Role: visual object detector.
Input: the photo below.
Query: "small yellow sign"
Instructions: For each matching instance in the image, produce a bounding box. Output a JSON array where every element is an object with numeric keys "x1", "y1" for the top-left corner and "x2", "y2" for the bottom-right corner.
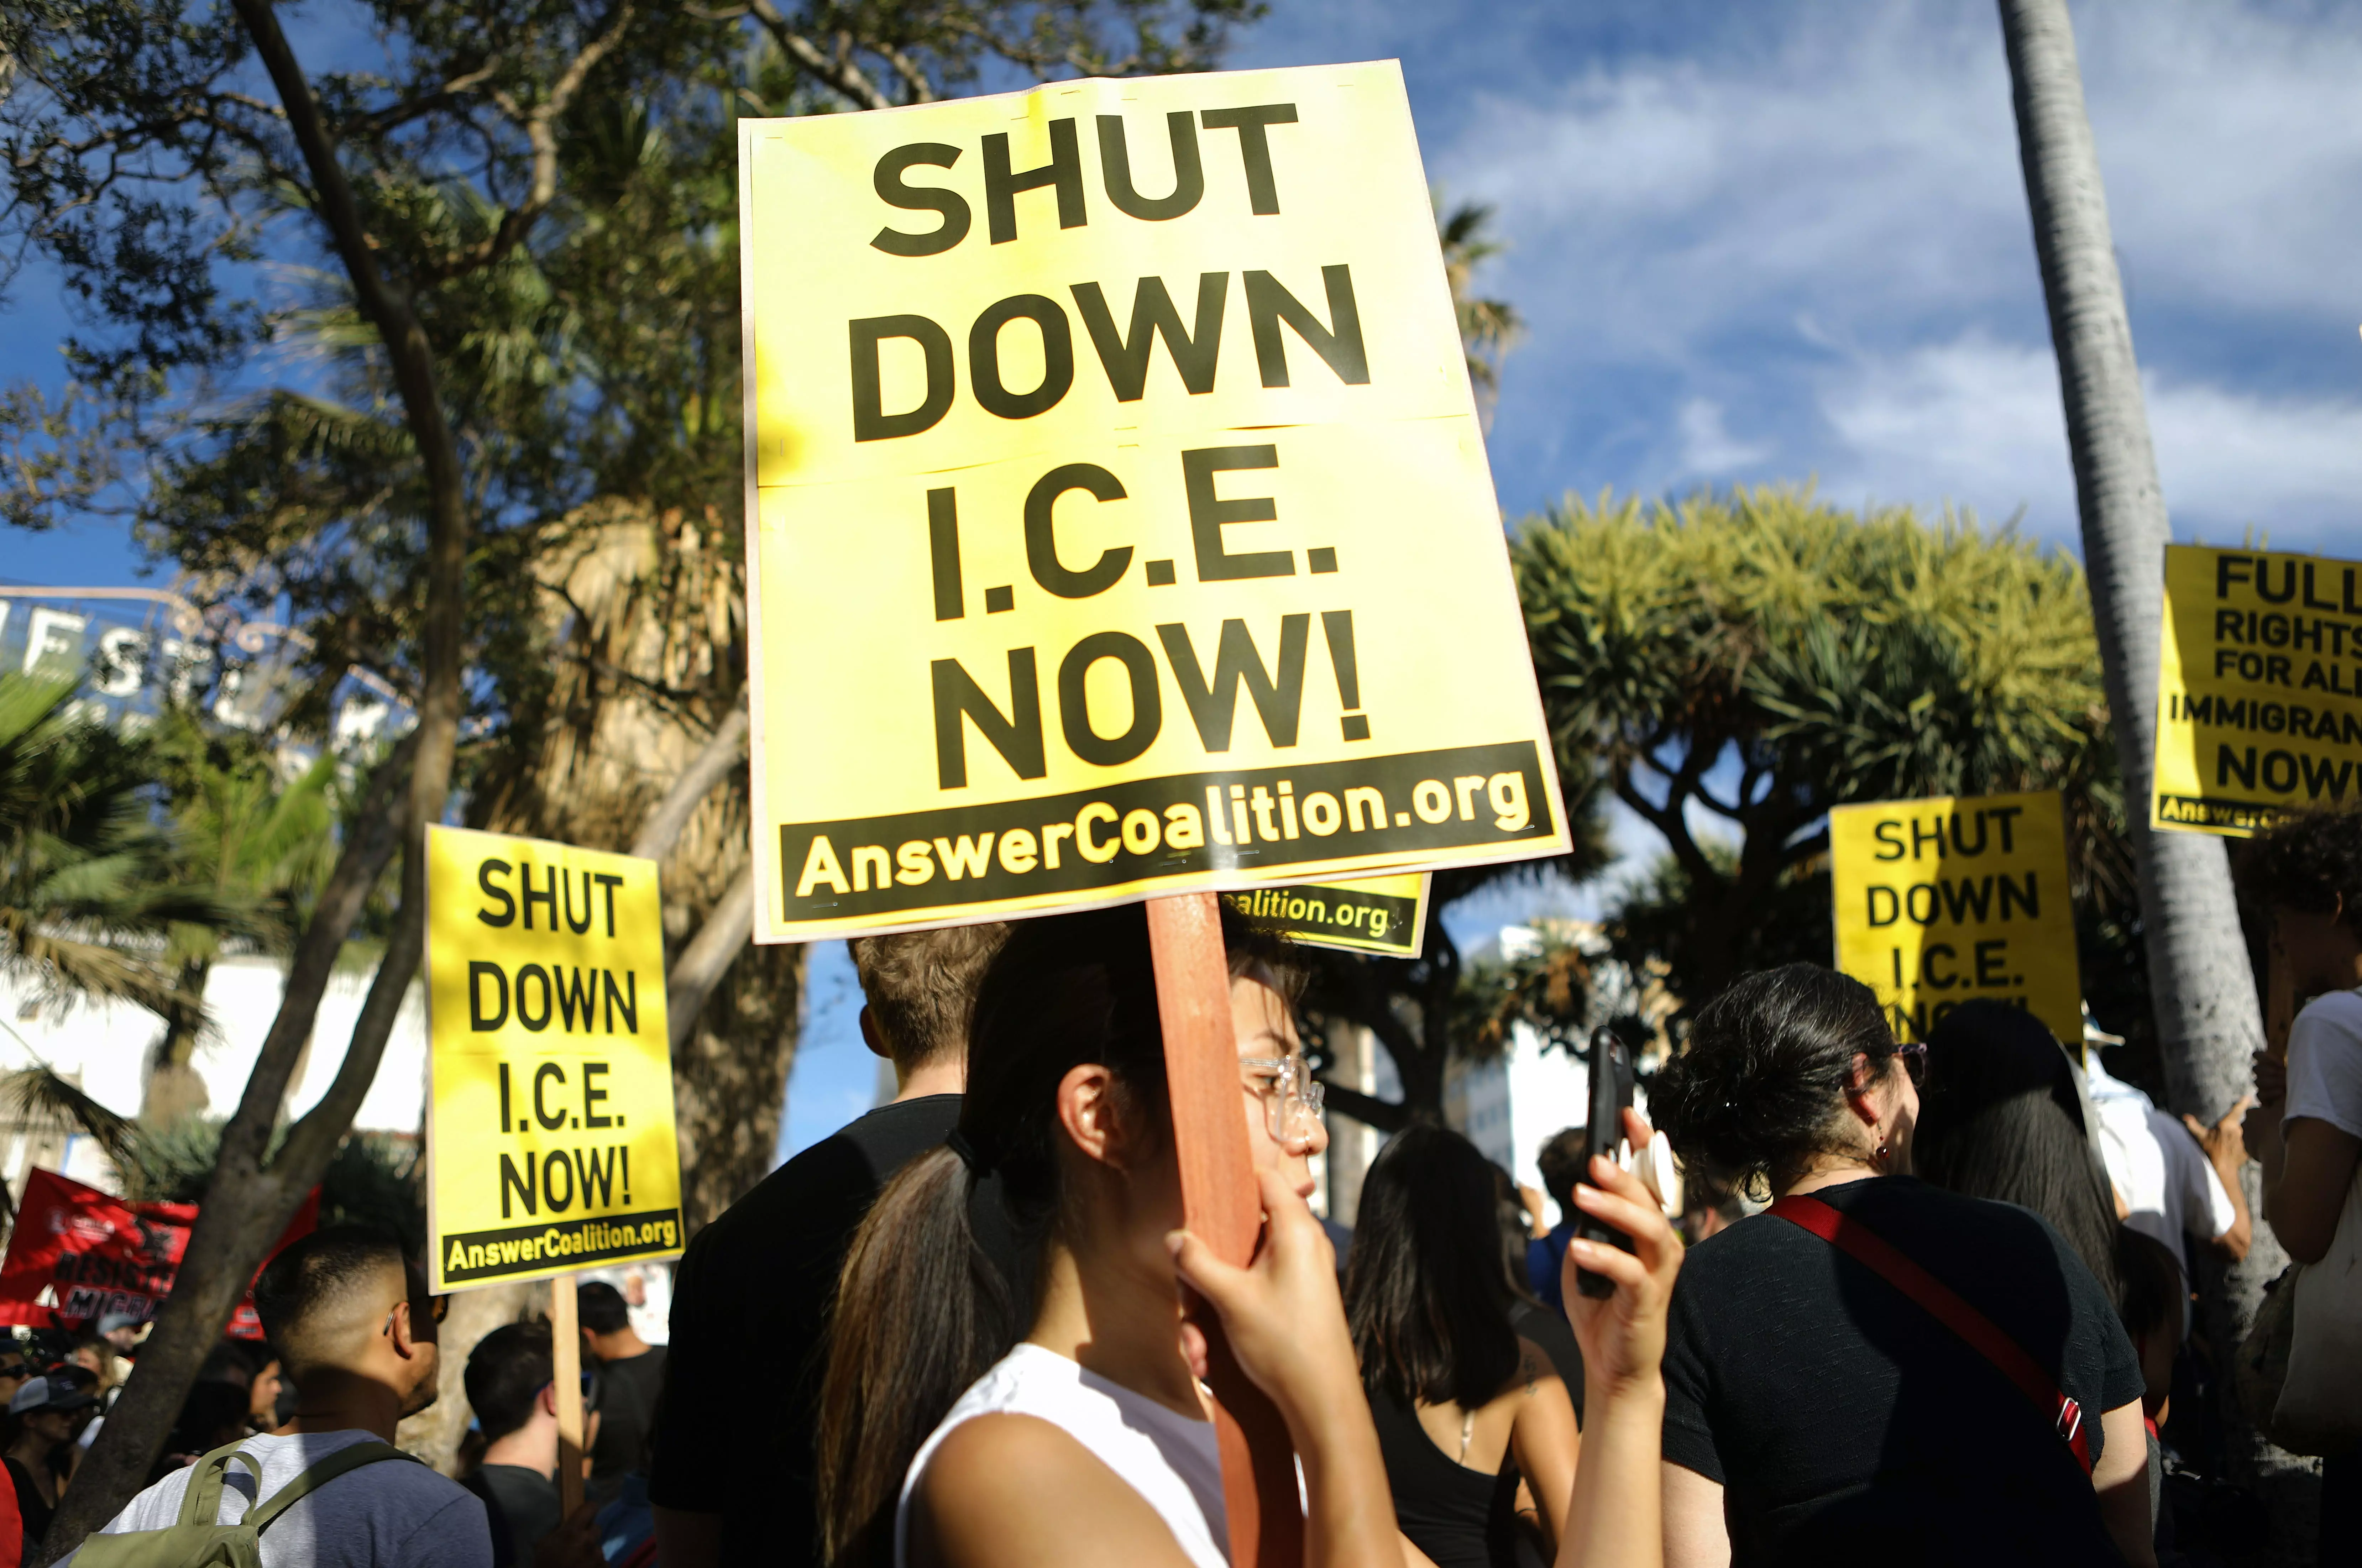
[
  {"x1": 1225, "y1": 872, "x2": 1429, "y2": 958},
  {"x1": 738, "y1": 61, "x2": 1568, "y2": 941},
  {"x1": 425, "y1": 825, "x2": 684, "y2": 1291},
  {"x1": 1829, "y1": 790, "x2": 2082, "y2": 1047},
  {"x1": 2153, "y1": 543, "x2": 2362, "y2": 836}
]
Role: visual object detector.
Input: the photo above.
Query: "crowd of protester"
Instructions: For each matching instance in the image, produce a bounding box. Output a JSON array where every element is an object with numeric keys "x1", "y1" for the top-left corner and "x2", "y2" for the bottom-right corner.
[{"x1": 10, "y1": 804, "x2": 2358, "y2": 1567}]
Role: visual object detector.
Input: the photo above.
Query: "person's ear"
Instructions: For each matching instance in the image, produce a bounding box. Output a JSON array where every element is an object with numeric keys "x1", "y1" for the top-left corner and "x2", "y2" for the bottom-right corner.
[
  {"x1": 388, "y1": 1299, "x2": 419, "y2": 1359},
  {"x1": 1844, "y1": 1052, "x2": 1882, "y2": 1126},
  {"x1": 1054, "y1": 1062, "x2": 1129, "y2": 1168},
  {"x1": 859, "y1": 1005, "x2": 892, "y2": 1061},
  {"x1": 540, "y1": 1383, "x2": 560, "y2": 1420}
]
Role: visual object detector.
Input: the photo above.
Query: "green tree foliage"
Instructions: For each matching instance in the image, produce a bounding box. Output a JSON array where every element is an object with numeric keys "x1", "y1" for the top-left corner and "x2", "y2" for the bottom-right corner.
[
  {"x1": 1513, "y1": 486, "x2": 2135, "y2": 1008},
  {"x1": 140, "y1": 721, "x2": 341, "y2": 1124},
  {"x1": 0, "y1": 676, "x2": 223, "y2": 1010}
]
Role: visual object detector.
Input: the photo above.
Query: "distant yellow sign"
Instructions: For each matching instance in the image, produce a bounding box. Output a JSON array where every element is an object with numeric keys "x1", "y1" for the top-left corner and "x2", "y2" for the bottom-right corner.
[
  {"x1": 1829, "y1": 790, "x2": 2082, "y2": 1047},
  {"x1": 738, "y1": 61, "x2": 1568, "y2": 942},
  {"x1": 1226, "y1": 872, "x2": 1428, "y2": 958},
  {"x1": 2153, "y1": 543, "x2": 2362, "y2": 835},
  {"x1": 425, "y1": 826, "x2": 684, "y2": 1291}
]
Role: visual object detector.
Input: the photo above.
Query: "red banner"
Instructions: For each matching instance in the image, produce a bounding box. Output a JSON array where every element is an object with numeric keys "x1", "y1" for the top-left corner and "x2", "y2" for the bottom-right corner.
[{"x1": 0, "y1": 1168, "x2": 319, "y2": 1338}]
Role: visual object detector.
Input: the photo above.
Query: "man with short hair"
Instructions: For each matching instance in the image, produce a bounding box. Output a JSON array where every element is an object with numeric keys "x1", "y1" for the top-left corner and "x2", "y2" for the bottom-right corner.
[
  {"x1": 68, "y1": 1226, "x2": 488, "y2": 1566},
  {"x1": 1525, "y1": 1124, "x2": 1589, "y2": 1312},
  {"x1": 575, "y1": 1282, "x2": 662, "y2": 1497},
  {"x1": 650, "y1": 924, "x2": 1012, "y2": 1568},
  {"x1": 460, "y1": 1323, "x2": 596, "y2": 1567}
]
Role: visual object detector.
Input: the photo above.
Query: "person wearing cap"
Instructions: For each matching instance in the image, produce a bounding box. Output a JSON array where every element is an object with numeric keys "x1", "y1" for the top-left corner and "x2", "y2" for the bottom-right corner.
[
  {"x1": 0, "y1": 1343, "x2": 30, "y2": 1417},
  {"x1": 6, "y1": 1373, "x2": 96, "y2": 1548}
]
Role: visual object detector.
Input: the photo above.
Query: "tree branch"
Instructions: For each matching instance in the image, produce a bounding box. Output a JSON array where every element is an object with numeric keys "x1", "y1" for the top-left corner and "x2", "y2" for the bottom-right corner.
[
  {"x1": 418, "y1": 1, "x2": 635, "y2": 284},
  {"x1": 1614, "y1": 772, "x2": 1714, "y2": 888},
  {"x1": 629, "y1": 700, "x2": 749, "y2": 863},
  {"x1": 667, "y1": 868, "x2": 755, "y2": 1055},
  {"x1": 745, "y1": 1, "x2": 893, "y2": 111}
]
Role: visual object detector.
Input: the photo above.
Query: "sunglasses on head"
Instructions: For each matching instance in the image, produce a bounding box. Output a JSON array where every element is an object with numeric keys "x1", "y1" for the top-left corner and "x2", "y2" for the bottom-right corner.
[{"x1": 1895, "y1": 1041, "x2": 1928, "y2": 1085}]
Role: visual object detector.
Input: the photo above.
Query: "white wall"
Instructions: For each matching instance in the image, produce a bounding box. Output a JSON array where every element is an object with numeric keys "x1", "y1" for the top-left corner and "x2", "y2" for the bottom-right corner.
[{"x1": 0, "y1": 955, "x2": 428, "y2": 1192}]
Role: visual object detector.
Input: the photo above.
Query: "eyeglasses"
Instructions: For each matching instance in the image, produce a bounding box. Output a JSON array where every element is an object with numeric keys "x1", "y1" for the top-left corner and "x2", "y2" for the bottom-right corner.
[
  {"x1": 1241, "y1": 1056, "x2": 1325, "y2": 1149},
  {"x1": 1895, "y1": 1042, "x2": 1928, "y2": 1086}
]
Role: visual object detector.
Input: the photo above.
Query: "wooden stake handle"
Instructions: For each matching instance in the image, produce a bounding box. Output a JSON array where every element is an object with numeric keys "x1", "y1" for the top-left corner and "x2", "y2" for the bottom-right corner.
[
  {"x1": 1147, "y1": 894, "x2": 1303, "y2": 1568},
  {"x1": 551, "y1": 1271, "x2": 584, "y2": 1517}
]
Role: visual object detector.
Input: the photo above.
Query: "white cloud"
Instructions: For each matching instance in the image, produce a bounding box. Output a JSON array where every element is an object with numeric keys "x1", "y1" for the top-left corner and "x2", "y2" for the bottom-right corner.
[
  {"x1": 1820, "y1": 334, "x2": 2362, "y2": 548},
  {"x1": 1675, "y1": 397, "x2": 1774, "y2": 475},
  {"x1": 1407, "y1": 0, "x2": 2362, "y2": 542}
]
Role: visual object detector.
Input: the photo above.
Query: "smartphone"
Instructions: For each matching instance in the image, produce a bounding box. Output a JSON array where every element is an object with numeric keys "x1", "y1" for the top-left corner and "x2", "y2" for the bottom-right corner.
[{"x1": 1573, "y1": 1024, "x2": 1636, "y2": 1300}]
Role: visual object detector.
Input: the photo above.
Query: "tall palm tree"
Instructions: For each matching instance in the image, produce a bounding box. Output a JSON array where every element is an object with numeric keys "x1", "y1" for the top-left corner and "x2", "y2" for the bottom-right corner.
[
  {"x1": 1997, "y1": 0, "x2": 2282, "y2": 1475},
  {"x1": 1437, "y1": 198, "x2": 1523, "y2": 420}
]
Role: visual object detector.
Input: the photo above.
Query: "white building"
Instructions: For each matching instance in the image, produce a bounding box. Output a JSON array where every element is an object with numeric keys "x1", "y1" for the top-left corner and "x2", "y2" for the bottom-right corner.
[{"x1": 0, "y1": 957, "x2": 428, "y2": 1194}]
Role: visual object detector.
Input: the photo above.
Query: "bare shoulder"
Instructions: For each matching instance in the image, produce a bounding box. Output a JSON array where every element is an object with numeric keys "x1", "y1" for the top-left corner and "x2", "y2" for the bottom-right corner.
[
  {"x1": 911, "y1": 1413, "x2": 1199, "y2": 1568},
  {"x1": 1512, "y1": 1335, "x2": 1566, "y2": 1398}
]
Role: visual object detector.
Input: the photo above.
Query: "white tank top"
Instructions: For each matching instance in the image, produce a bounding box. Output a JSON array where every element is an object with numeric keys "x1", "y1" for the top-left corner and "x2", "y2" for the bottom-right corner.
[{"x1": 896, "y1": 1343, "x2": 1229, "y2": 1568}]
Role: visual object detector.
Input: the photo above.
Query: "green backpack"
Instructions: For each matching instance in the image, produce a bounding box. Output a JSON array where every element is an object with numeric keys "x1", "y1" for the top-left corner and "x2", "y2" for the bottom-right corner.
[{"x1": 70, "y1": 1439, "x2": 421, "y2": 1567}]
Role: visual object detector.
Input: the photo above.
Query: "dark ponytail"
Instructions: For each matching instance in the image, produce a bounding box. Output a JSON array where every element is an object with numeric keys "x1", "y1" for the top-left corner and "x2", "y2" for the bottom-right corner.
[
  {"x1": 815, "y1": 1146, "x2": 1018, "y2": 1566},
  {"x1": 814, "y1": 904, "x2": 1289, "y2": 1562},
  {"x1": 1651, "y1": 963, "x2": 1898, "y2": 1198}
]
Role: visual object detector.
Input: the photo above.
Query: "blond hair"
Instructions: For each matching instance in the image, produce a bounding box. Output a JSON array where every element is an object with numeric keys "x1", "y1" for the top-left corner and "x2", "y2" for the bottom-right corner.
[{"x1": 848, "y1": 922, "x2": 1010, "y2": 1071}]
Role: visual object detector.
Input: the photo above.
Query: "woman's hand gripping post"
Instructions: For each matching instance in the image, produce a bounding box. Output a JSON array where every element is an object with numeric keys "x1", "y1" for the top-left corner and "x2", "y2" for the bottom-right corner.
[{"x1": 1168, "y1": 1169, "x2": 1408, "y2": 1568}]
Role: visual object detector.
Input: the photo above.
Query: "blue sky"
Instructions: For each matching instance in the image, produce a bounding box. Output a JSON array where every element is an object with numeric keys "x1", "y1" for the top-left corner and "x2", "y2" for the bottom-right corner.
[{"x1": 4, "y1": 3, "x2": 2356, "y2": 1159}]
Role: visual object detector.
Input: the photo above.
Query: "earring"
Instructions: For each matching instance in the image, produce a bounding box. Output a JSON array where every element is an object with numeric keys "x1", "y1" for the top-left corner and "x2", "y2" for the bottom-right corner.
[{"x1": 1873, "y1": 1139, "x2": 1891, "y2": 1166}]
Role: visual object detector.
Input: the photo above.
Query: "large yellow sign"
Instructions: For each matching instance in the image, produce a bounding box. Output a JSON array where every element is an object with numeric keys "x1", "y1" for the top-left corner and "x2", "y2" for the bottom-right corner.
[
  {"x1": 425, "y1": 826, "x2": 684, "y2": 1291},
  {"x1": 2153, "y1": 543, "x2": 2362, "y2": 836},
  {"x1": 738, "y1": 62, "x2": 1569, "y2": 942},
  {"x1": 1829, "y1": 790, "x2": 2082, "y2": 1047}
]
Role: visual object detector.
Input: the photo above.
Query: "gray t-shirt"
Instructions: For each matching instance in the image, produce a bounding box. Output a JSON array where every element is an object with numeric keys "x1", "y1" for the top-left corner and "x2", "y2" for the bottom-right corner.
[{"x1": 66, "y1": 1430, "x2": 491, "y2": 1568}]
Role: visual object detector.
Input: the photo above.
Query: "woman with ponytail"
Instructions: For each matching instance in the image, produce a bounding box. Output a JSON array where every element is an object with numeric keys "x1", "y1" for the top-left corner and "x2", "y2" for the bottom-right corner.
[
  {"x1": 1647, "y1": 964, "x2": 2151, "y2": 1568},
  {"x1": 816, "y1": 904, "x2": 1683, "y2": 1568}
]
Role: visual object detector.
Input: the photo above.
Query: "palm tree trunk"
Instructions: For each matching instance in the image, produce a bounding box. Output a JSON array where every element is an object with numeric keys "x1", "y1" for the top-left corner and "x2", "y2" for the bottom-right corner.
[
  {"x1": 141, "y1": 958, "x2": 214, "y2": 1127},
  {"x1": 1997, "y1": 0, "x2": 2288, "y2": 1493}
]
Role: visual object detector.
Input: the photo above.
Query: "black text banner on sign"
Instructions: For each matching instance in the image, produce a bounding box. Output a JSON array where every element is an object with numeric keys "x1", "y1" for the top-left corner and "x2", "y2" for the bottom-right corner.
[
  {"x1": 1829, "y1": 790, "x2": 2083, "y2": 1048},
  {"x1": 738, "y1": 61, "x2": 1570, "y2": 942},
  {"x1": 1225, "y1": 872, "x2": 1429, "y2": 958},
  {"x1": 2153, "y1": 543, "x2": 2362, "y2": 836},
  {"x1": 425, "y1": 825, "x2": 685, "y2": 1292}
]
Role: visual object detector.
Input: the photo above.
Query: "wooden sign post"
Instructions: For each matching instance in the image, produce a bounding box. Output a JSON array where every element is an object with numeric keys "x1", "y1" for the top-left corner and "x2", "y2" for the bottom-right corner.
[
  {"x1": 551, "y1": 1271, "x2": 585, "y2": 1517},
  {"x1": 1148, "y1": 893, "x2": 1303, "y2": 1568}
]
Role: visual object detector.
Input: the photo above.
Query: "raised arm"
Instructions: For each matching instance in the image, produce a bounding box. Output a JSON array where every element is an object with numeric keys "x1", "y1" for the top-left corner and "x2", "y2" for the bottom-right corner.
[{"x1": 1558, "y1": 1108, "x2": 1684, "y2": 1568}]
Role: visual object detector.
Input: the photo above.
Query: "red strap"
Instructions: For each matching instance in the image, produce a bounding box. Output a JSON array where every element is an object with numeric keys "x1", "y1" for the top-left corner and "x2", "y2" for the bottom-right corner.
[{"x1": 1769, "y1": 1193, "x2": 2092, "y2": 1475}]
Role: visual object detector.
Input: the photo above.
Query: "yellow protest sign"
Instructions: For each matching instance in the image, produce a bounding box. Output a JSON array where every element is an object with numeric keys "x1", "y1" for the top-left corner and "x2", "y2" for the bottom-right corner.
[
  {"x1": 1225, "y1": 872, "x2": 1429, "y2": 958},
  {"x1": 2153, "y1": 543, "x2": 2362, "y2": 836},
  {"x1": 1829, "y1": 790, "x2": 2082, "y2": 1047},
  {"x1": 425, "y1": 825, "x2": 683, "y2": 1291},
  {"x1": 739, "y1": 61, "x2": 1569, "y2": 942}
]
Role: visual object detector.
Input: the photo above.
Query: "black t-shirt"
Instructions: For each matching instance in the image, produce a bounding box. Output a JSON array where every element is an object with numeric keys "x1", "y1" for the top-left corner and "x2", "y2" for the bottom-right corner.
[
  {"x1": 588, "y1": 1344, "x2": 666, "y2": 1490},
  {"x1": 466, "y1": 1462, "x2": 562, "y2": 1567},
  {"x1": 1661, "y1": 1176, "x2": 2142, "y2": 1567},
  {"x1": 649, "y1": 1094, "x2": 997, "y2": 1567}
]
